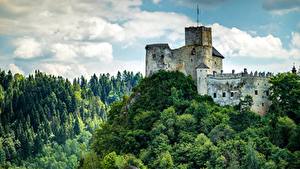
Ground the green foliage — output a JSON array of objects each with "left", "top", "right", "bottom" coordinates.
[
  {"left": 239, "top": 95, "right": 253, "bottom": 112},
  {"left": 82, "top": 71, "right": 300, "bottom": 169},
  {"left": 269, "top": 72, "right": 300, "bottom": 122},
  {"left": 0, "top": 69, "right": 141, "bottom": 168}
]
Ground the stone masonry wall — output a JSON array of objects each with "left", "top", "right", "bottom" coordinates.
[
  {"left": 207, "top": 72, "right": 272, "bottom": 115},
  {"left": 145, "top": 44, "right": 218, "bottom": 82}
]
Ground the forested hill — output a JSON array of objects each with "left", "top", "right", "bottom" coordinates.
[
  {"left": 0, "top": 69, "right": 142, "bottom": 168},
  {"left": 80, "top": 70, "right": 300, "bottom": 169}
]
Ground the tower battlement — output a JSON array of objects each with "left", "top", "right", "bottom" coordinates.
[{"left": 185, "top": 26, "right": 212, "bottom": 46}]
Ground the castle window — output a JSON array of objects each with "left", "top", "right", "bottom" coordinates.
[
  {"left": 222, "top": 92, "right": 226, "bottom": 97},
  {"left": 266, "top": 90, "right": 269, "bottom": 96},
  {"left": 191, "top": 58, "right": 193, "bottom": 62},
  {"left": 191, "top": 48, "right": 196, "bottom": 55},
  {"left": 215, "top": 61, "right": 217, "bottom": 65},
  {"left": 255, "top": 90, "right": 258, "bottom": 95},
  {"left": 152, "top": 54, "right": 156, "bottom": 59},
  {"left": 213, "top": 93, "right": 217, "bottom": 98},
  {"left": 231, "top": 92, "right": 234, "bottom": 97},
  {"left": 262, "top": 103, "right": 265, "bottom": 107}
]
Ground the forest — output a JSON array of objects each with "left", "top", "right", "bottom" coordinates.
[
  {"left": 0, "top": 69, "right": 300, "bottom": 168},
  {"left": 80, "top": 71, "right": 300, "bottom": 169},
  {"left": 0, "top": 70, "right": 142, "bottom": 168}
]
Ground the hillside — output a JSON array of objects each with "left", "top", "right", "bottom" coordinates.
[
  {"left": 0, "top": 70, "right": 142, "bottom": 168},
  {"left": 80, "top": 71, "right": 300, "bottom": 169}
]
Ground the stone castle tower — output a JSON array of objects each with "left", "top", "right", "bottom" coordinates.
[
  {"left": 145, "top": 26, "right": 224, "bottom": 80},
  {"left": 145, "top": 25, "right": 273, "bottom": 115}
]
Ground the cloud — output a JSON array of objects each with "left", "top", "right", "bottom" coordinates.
[
  {"left": 51, "top": 42, "right": 113, "bottom": 62},
  {"left": 1, "top": 0, "right": 299, "bottom": 78},
  {"left": 79, "top": 42, "right": 113, "bottom": 62},
  {"left": 152, "top": 0, "right": 161, "bottom": 4},
  {"left": 51, "top": 43, "right": 77, "bottom": 60},
  {"left": 289, "top": 32, "right": 300, "bottom": 57},
  {"left": 36, "top": 63, "right": 88, "bottom": 79},
  {"left": 263, "top": 0, "right": 300, "bottom": 15},
  {"left": 173, "top": 0, "right": 227, "bottom": 8},
  {"left": 13, "top": 37, "right": 42, "bottom": 59},
  {"left": 124, "top": 11, "right": 194, "bottom": 42},
  {"left": 212, "top": 23, "right": 294, "bottom": 59},
  {"left": 34, "top": 59, "right": 144, "bottom": 79},
  {"left": 8, "top": 63, "right": 24, "bottom": 74},
  {"left": 291, "top": 32, "right": 300, "bottom": 48}
]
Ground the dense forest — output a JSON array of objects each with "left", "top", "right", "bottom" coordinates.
[
  {"left": 0, "top": 69, "right": 142, "bottom": 168},
  {"left": 79, "top": 71, "right": 300, "bottom": 169},
  {"left": 0, "top": 69, "right": 300, "bottom": 169}
]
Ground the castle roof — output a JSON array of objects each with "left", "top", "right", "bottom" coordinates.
[
  {"left": 212, "top": 47, "right": 224, "bottom": 59},
  {"left": 196, "top": 63, "right": 210, "bottom": 69}
]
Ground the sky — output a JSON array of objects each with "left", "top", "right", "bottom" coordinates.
[{"left": 0, "top": 0, "right": 299, "bottom": 79}]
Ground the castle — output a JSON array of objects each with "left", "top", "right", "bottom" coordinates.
[{"left": 145, "top": 26, "right": 274, "bottom": 115}]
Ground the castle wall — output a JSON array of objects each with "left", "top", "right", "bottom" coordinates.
[
  {"left": 145, "top": 44, "right": 173, "bottom": 76},
  {"left": 207, "top": 74, "right": 242, "bottom": 106},
  {"left": 146, "top": 44, "right": 215, "bottom": 82},
  {"left": 210, "top": 56, "right": 223, "bottom": 74},
  {"left": 197, "top": 68, "right": 208, "bottom": 95},
  {"left": 240, "top": 76, "right": 271, "bottom": 115},
  {"left": 207, "top": 73, "right": 271, "bottom": 115}
]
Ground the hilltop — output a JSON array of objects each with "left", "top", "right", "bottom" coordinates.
[{"left": 80, "top": 71, "right": 300, "bottom": 169}]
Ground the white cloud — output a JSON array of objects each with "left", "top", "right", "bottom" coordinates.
[
  {"left": 13, "top": 37, "right": 42, "bottom": 59},
  {"left": 212, "top": 23, "right": 291, "bottom": 59},
  {"left": 79, "top": 42, "right": 113, "bottom": 62},
  {"left": 152, "top": 0, "right": 161, "bottom": 4},
  {"left": 124, "top": 11, "right": 194, "bottom": 42},
  {"left": 36, "top": 63, "right": 88, "bottom": 79},
  {"left": 291, "top": 32, "right": 300, "bottom": 48},
  {"left": 51, "top": 42, "right": 113, "bottom": 62},
  {"left": 289, "top": 32, "right": 300, "bottom": 57},
  {"left": 1, "top": 0, "right": 299, "bottom": 78},
  {"left": 34, "top": 59, "right": 144, "bottom": 79},
  {"left": 8, "top": 64, "right": 24, "bottom": 74},
  {"left": 51, "top": 43, "right": 77, "bottom": 60}
]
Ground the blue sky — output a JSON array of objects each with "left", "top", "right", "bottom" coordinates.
[{"left": 0, "top": 0, "right": 299, "bottom": 79}]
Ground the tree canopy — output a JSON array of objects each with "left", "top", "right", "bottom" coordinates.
[{"left": 81, "top": 71, "right": 300, "bottom": 169}]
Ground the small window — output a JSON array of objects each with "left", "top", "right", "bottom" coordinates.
[
  {"left": 262, "top": 103, "right": 265, "bottom": 107},
  {"left": 191, "top": 58, "right": 193, "bottom": 62},
  {"left": 255, "top": 90, "right": 258, "bottom": 95},
  {"left": 215, "top": 61, "right": 217, "bottom": 65},
  {"left": 191, "top": 48, "right": 196, "bottom": 55},
  {"left": 213, "top": 93, "right": 217, "bottom": 98},
  {"left": 222, "top": 92, "right": 226, "bottom": 97},
  {"left": 266, "top": 90, "right": 269, "bottom": 96},
  {"left": 152, "top": 54, "right": 156, "bottom": 59},
  {"left": 231, "top": 92, "right": 234, "bottom": 97}
]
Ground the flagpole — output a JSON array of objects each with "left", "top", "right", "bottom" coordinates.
[{"left": 197, "top": 4, "right": 199, "bottom": 26}]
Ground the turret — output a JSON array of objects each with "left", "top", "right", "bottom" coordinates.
[
  {"left": 196, "top": 63, "right": 209, "bottom": 95},
  {"left": 292, "top": 65, "right": 297, "bottom": 74}
]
